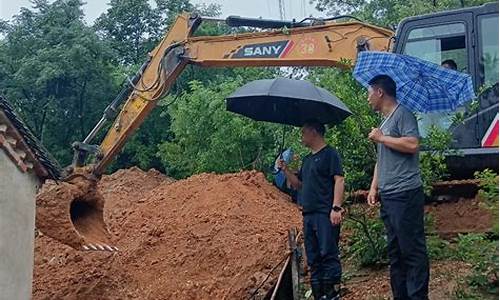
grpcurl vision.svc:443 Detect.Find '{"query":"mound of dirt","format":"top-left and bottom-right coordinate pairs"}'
top-left (425, 197), bottom-right (493, 237)
top-left (33, 167), bottom-right (301, 299)
top-left (36, 175), bottom-right (107, 249)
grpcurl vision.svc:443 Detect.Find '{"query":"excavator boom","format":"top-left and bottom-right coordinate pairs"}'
top-left (96, 14), bottom-right (393, 174)
top-left (36, 13), bottom-right (394, 251)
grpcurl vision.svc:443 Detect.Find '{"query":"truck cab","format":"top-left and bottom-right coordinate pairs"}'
top-left (393, 2), bottom-right (499, 177)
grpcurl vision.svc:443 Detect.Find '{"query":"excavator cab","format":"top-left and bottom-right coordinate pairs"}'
top-left (393, 2), bottom-right (499, 178)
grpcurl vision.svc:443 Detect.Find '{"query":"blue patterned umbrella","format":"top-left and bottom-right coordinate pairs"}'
top-left (353, 51), bottom-right (476, 113)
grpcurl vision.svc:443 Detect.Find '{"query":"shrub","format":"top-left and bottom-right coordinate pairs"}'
top-left (475, 169), bottom-right (499, 235)
top-left (453, 233), bottom-right (499, 298)
top-left (344, 206), bottom-right (388, 267)
top-left (419, 125), bottom-right (453, 195)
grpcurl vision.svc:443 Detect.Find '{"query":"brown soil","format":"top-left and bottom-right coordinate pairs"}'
top-left (343, 260), bottom-right (472, 300)
top-left (347, 193), bottom-right (493, 238)
top-left (33, 167), bottom-right (301, 299)
top-left (425, 197), bottom-right (493, 237)
top-left (36, 175), bottom-right (110, 249)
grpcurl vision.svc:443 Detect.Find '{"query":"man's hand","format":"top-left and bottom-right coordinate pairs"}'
top-left (367, 188), bottom-right (379, 206)
top-left (330, 209), bottom-right (344, 225)
top-left (277, 159), bottom-right (288, 171)
top-left (368, 127), bottom-right (384, 143)
top-left (278, 159), bottom-right (302, 190)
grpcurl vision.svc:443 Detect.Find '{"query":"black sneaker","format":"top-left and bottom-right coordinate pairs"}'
top-left (323, 282), bottom-right (341, 300)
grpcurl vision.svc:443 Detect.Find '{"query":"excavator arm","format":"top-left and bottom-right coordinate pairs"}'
top-left (89, 13), bottom-right (393, 174)
top-left (36, 13), bottom-right (393, 251)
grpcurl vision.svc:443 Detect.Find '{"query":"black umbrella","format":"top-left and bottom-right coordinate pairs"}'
top-left (226, 77), bottom-right (352, 127)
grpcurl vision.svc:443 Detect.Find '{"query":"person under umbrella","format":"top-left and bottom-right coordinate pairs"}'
top-left (353, 51), bottom-right (475, 300)
top-left (227, 78), bottom-right (352, 300)
top-left (278, 120), bottom-right (344, 300)
top-left (365, 75), bottom-right (428, 300)
top-left (441, 59), bottom-right (458, 70)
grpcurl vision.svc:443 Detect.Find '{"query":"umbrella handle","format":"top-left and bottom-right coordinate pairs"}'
top-left (271, 126), bottom-right (287, 175)
top-left (279, 125), bottom-right (286, 158)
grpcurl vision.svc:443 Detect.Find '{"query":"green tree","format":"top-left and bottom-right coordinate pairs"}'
top-left (93, 0), bottom-right (230, 174)
top-left (156, 0), bottom-right (221, 29)
top-left (156, 68), bottom-right (281, 178)
top-left (94, 0), bottom-right (162, 65)
top-left (94, 0), bottom-right (222, 66)
top-left (419, 125), bottom-right (453, 195)
top-left (312, 0), bottom-right (492, 28)
top-left (0, 0), bottom-right (118, 165)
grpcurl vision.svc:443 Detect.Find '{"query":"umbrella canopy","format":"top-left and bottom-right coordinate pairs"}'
top-left (226, 77), bottom-right (352, 127)
top-left (353, 51), bottom-right (476, 113)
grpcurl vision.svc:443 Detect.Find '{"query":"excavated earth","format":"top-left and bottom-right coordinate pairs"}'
top-left (425, 197), bottom-right (493, 237)
top-left (33, 167), bottom-right (301, 299)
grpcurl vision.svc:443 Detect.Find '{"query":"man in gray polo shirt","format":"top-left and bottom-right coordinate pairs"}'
top-left (366, 75), bottom-right (429, 300)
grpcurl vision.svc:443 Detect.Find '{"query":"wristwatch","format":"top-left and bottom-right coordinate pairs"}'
top-left (332, 205), bottom-right (342, 212)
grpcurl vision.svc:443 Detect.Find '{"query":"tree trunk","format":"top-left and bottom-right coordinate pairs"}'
top-left (78, 80), bottom-right (88, 139)
top-left (39, 107), bottom-right (48, 143)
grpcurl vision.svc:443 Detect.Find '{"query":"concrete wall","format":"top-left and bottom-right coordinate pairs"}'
top-left (0, 150), bottom-right (40, 300)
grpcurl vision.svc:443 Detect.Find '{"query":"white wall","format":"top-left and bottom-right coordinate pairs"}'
top-left (0, 150), bottom-right (40, 300)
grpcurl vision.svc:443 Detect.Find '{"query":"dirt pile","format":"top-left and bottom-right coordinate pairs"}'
top-left (425, 197), bottom-right (493, 237)
top-left (36, 175), bottom-right (110, 250)
top-left (33, 167), bottom-right (301, 299)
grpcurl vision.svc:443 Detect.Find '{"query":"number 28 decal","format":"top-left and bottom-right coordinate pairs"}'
top-left (297, 38), bottom-right (317, 55)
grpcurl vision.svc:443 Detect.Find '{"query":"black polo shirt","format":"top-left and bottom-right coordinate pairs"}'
top-left (298, 145), bottom-right (343, 214)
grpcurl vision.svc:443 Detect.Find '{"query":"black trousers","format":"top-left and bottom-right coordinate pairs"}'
top-left (380, 186), bottom-right (430, 300)
top-left (303, 212), bottom-right (342, 286)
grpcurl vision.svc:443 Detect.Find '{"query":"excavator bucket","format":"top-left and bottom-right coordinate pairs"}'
top-left (35, 175), bottom-right (118, 252)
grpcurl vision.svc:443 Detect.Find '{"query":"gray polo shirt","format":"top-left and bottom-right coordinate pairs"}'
top-left (377, 104), bottom-right (422, 195)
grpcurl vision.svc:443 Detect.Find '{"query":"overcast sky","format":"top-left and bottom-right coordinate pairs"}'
top-left (0, 0), bottom-right (327, 24)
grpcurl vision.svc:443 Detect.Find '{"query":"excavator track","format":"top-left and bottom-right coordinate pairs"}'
top-left (431, 179), bottom-right (480, 202)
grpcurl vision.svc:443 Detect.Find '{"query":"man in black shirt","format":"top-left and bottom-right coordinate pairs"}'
top-left (278, 120), bottom-right (345, 300)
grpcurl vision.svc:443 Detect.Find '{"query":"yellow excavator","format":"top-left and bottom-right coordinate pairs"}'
top-left (36, 13), bottom-right (393, 251)
top-left (36, 3), bottom-right (499, 251)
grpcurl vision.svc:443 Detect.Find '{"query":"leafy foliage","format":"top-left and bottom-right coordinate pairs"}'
top-left (475, 169), bottom-right (499, 235)
top-left (94, 0), bottom-right (163, 65)
top-left (475, 169), bottom-right (499, 205)
top-left (156, 68), bottom-right (282, 178)
top-left (344, 205), bottom-right (388, 267)
top-left (0, 0), bottom-right (118, 165)
top-left (419, 125), bottom-right (454, 195)
top-left (344, 205), bottom-right (453, 267)
top-left (311, 0), bottom-right (492, 28)
top-left (94, 0), bottom-right (221, 65)
top-left (424, 213), bottom-right (453, 260)
top-left (347, 217), bottom-right (388, 267)
top-left (450, 171), bottom-right (499, 298)
top-left (453, 233), bottom-right (499, 298)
